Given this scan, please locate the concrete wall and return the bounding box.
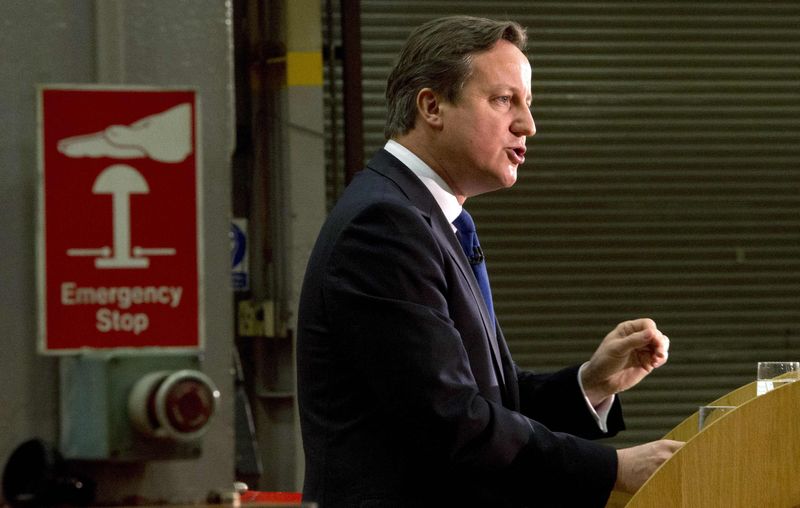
[0,0,236,503]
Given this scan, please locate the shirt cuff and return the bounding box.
[577,361,614,433]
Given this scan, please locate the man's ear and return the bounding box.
[416,88,444,130]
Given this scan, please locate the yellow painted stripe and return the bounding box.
[287,51,323,86]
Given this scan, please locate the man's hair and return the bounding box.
[384,16,527,139]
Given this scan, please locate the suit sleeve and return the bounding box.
[322,201,618,506]
[515,364,625,439]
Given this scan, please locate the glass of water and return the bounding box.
[756,361,800,396]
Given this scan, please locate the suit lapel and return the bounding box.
[367,150,508,396]
[440,219,506,388]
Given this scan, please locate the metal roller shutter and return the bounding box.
[325,1,800,448]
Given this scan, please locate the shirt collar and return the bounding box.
[384,140,462,225]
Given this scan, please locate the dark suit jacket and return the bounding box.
[297,149,625,507]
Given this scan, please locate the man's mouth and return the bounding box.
[507,146,526,165]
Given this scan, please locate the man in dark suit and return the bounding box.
[297,15,681,507]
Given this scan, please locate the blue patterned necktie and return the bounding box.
[453,209,495,325]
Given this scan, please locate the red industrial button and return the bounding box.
[164,376,216,434]
[129,369,220,441]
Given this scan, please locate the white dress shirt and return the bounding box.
[384,139,614,432]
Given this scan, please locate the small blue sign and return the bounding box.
[230,219,249,291]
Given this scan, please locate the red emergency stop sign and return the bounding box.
[37,87,203,352]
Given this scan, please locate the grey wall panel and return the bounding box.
[0,0,96,487]
[0,0,235,502]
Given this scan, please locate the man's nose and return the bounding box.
[513,107,536,137]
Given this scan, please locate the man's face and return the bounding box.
[435,40,535,199]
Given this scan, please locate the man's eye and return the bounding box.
[495,96,511,105]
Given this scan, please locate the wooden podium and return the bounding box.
[607,378,800,507]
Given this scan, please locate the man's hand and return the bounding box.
[581,318,670,406]
[615,440,684,493]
